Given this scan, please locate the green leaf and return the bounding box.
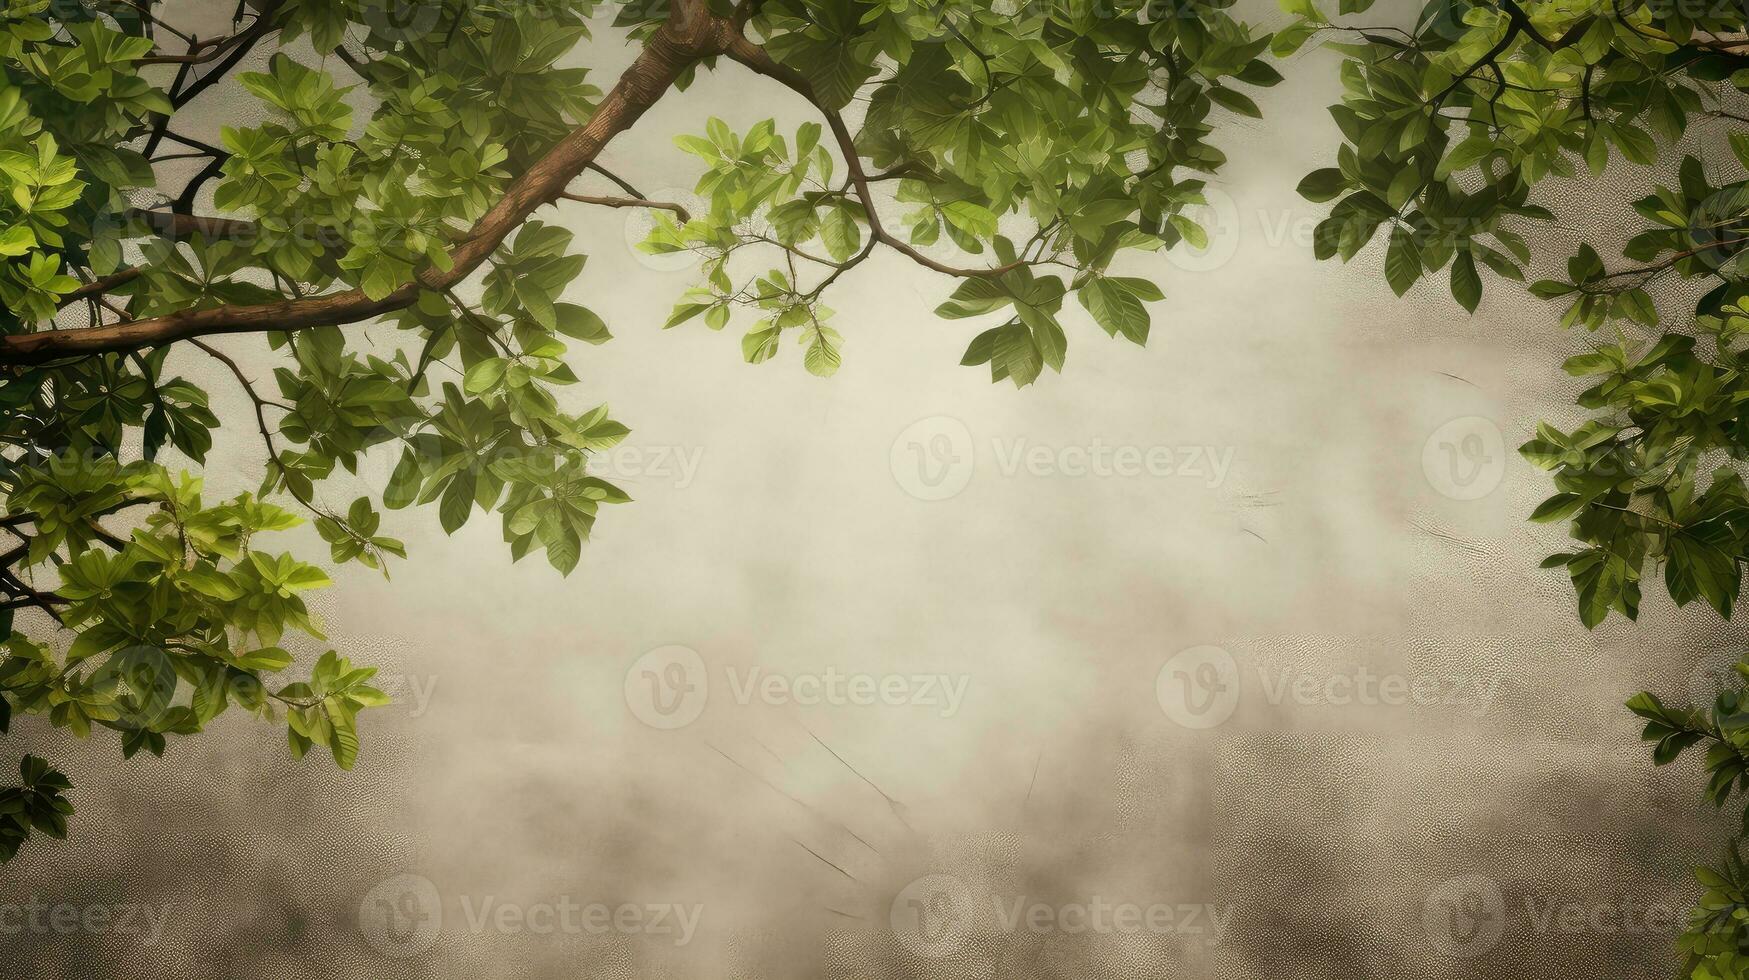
[1271,22,1318,57]
[1384,225,1422,296]
[1626,692,1667,721]
[233,647,294,671]
[665,302,712,329]
[1570,549,1639,629]
[821,205,862,262]
[1296,169,1347,203]
[804,330,842,377]
[326,702,360,770]
[554,305,611,344]
[1450,250,1482,313]
[743,326,781,364]
[1207,86,1261,118]
[1731,131,1749,174]
[544,526,582,575]
[1028,312,1067,372]
[1078,278,1151,345]
[936,277,1012,319]
[438,474,475,534]
[940,201,997,241]
[1667,535,1739,618]
[463,358,508,394]
[1528,492,1584,523]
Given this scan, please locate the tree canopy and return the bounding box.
[9,2,1749,974]
[1286,0,1749,973]
[0,0,1277,862]
[1283,0,1749,629]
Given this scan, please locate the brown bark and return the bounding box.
[0,2,737,366]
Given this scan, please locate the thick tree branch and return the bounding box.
[0,3,739,366]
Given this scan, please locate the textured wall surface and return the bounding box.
[3,4,1740,978]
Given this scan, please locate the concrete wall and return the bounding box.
[4,3,1738,977]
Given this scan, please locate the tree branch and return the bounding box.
[126,209,258,240]
[558,192,692,221]
[60,270,144,308]
[718,34,1026,280]
[0,571,66,625]
[140,28,261,65]
[586,162,658,200]
[53,210,265,310]
[0,2,740,366]
[166,1,286,111]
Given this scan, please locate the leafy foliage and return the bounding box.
[642,0,1280,385]
[0,755,72,863]
[0,0,1277,863]
[1630,668,1749,977]
[1287,0,1749,629]
[1293,0,1749,972]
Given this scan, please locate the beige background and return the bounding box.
[4,3,1741,977]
